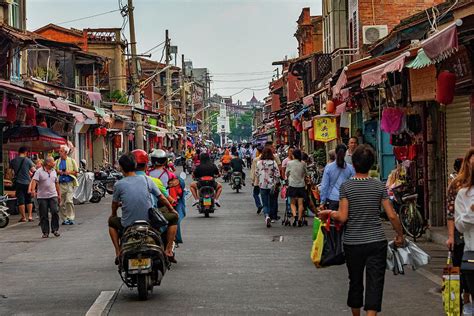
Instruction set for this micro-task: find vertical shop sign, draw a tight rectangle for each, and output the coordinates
[314,116,337,142]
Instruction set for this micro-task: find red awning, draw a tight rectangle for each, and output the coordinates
[303,93,315,106]
[332,70,347,96]
[85,91,102,102]
[422,22,459,62]
[71,110,85,123]
[360,52,410,89]
[35,95,55,110]
[81,108,95,120]
[51,99,70,113]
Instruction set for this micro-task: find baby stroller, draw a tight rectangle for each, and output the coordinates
[281,182,309,227]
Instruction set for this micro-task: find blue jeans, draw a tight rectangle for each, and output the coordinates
[270,188,279,219]
[252,186,262,208]
[260,189,271,217]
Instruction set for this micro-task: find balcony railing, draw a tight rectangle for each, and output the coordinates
[331,48,359,72]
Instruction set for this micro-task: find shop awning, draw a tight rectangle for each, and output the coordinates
[360,51,411,89]
[51,99,70,113]
[303,93,315,106]
[71,110,85,123]
[35,95,55,110]
[332,70,347,96]
[86,91,102,102]
[0,80,34,97]
[81,108,95,120]
[3,125,66,151]
[293,107,309,120]
[94,106,106,117]
[421,21,459,62]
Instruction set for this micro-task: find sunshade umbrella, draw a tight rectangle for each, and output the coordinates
[3,125,67,152]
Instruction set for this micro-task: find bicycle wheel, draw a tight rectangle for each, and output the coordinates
[400,203,424,238]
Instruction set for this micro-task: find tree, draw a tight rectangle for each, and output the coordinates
[228,111,253,142]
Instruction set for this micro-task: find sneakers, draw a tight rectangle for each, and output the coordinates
[257,206,263,215]
[215,200,221,207]
[265,216,272,228]
[192,200,199,207]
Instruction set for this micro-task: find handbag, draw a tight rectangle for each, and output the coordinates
[319,218,345,267]
[12,157,26,190]
[461,251,474,272]
[310,217,324,268]
[144,176,168,229]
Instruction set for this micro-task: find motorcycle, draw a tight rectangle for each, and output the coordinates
[197,176,216,218]
[119,220,169,300]
[185,159,193,175]
[231,171,242,193]
[0,195,10,228]
[222,164,232,182]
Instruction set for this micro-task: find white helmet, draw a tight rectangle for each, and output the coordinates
[150,149,167,158]
[150,149,168,165]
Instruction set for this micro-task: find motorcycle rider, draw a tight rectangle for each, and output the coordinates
[108,153,178,265]
[230,147,246,185]
[191,153,222,207]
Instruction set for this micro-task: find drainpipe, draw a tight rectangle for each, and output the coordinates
[422,102,430,225]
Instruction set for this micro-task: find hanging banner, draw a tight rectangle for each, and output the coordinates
[314,116,337,143]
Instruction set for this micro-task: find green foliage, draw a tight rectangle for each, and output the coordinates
[105,90,128,104]
[228,111,253,141]
[312,148,326,167]
[32,66,61,83]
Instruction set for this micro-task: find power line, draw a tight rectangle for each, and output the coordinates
[211,71,274,75]
[142,40,165,55]
[57,9,121,25]
[212,76,272,83]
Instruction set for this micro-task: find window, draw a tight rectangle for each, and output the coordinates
[9,0,21,29]
[11,48,21,80]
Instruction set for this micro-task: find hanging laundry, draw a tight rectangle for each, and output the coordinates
[381,108,404,133]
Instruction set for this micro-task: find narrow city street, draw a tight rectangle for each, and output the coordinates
[0,177,444,315]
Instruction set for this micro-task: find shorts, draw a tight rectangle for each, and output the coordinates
[108,209,178,236]
[197,180,217,190]
[287,186,307,199]
[16,183,32,206]
[159,207,179,226]
[108,216,124,236]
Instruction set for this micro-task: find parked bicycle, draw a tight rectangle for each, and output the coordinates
[391,184,425,240]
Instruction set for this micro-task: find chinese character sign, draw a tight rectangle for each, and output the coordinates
[314,117,337,142]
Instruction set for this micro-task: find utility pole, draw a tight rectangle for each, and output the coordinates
[165,29,173,133]
[181,54,187,152]
[127,0,144,149]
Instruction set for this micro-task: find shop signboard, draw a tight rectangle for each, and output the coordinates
[314,116,337,142]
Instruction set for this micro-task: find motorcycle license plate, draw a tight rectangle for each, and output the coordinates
[203,198,212,206]
[128,258,151,270]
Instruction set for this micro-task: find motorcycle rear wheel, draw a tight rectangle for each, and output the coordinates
[89,191,102,204]
[137,274,150,300]
[204,211,210,218]
[106,182,115,195]
[236,188,240,193]
[0,215,9,228]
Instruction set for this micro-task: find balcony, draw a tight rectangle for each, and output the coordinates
[290,53,332,95]
[330,48,359,72]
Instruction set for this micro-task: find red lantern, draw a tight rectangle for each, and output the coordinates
[100,127,107,136]
[436,71,456,105]
[94,127,101,136]
[308,128,314,140]
[113,134,122,148]
[326,100,335,114]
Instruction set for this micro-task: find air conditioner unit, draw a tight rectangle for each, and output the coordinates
[362,25,389,44]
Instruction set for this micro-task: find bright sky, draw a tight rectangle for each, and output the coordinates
[27,0,322,104]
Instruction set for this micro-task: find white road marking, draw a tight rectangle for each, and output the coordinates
[85,291,116,316]
[415,267,443,286]
[4,222,25,229]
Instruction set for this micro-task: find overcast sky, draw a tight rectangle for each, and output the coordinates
[27,0,322,103]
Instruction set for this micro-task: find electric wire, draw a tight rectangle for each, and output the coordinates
[212,76,273,83]
[57,9,121,25]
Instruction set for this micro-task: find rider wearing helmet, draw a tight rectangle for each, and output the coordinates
[130,149,179,260]
[149,149,172,188]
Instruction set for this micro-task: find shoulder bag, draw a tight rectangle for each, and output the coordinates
[144,176,168,229]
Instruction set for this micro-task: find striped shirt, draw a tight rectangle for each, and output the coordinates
[340,177,388,245]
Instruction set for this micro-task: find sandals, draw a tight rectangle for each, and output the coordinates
[18,218,27,223]
[53,231,60,237]
[42,233,49,238]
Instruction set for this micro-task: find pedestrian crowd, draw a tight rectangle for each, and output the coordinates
[8,145,79,238]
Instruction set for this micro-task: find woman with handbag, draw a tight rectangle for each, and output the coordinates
[447,148,474,313]
[319,145,404,316]
[255,147,280,228]
[455,156,474,300]
[319,144,354,211]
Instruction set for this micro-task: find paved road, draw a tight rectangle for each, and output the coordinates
[0,175,445,315]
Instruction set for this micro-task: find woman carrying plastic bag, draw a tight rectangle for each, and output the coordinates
[319,145,404,316]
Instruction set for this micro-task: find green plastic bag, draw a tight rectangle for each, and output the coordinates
[312,216,321,241]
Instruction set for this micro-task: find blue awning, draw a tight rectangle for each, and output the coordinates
[293,107,309,120]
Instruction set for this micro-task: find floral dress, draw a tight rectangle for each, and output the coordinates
[256,159,280,190]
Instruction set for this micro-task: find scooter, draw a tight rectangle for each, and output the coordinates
[185,159,193,175]
[119,220,169,300]
[231,171,242,193]
[0,195,10,228]
[197,176,216,218]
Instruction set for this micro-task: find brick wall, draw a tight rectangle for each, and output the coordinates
[358,0,445,32]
